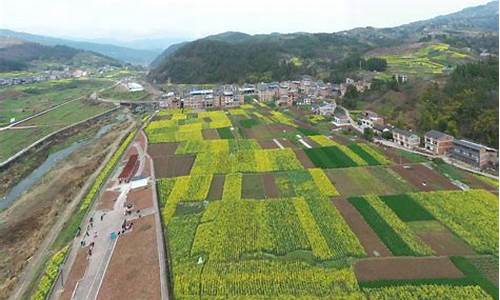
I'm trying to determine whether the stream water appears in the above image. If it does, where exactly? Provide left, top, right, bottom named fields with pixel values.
left=0, top=123, right=114, bottom=211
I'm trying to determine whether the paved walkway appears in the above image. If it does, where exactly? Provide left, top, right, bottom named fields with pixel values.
left=51, top=129, right=168, bottom=300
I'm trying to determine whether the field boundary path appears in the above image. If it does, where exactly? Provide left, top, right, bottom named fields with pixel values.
left=145, top=129, right=170, bottom=300
left=9, top=117, right=136, bottom=300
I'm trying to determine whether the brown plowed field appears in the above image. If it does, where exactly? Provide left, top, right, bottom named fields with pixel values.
left=97, top=215, right=161, bottom=300
left=98, top=191, right=119, bottom=210
left=267, top=124, right=296, bottom=133
left=148, top=142, right=179, bottom=158
left=59, top=247, right=89, bottom=300
left=263, top=173, right=280, bottom=198
left=126, top=185, right=153, bottom=210
left=202, top=128, right=219, bottom=140
left=293, top=149, right=315, bottom=168
left=354, top=257, right=464, bottom=282
left=391, top=164, right=458, bottom=191
left=277, top=138, right=296, bottom=149
left=330, top=133, right=353, bottom=146
left=379, top=146, right=412, bottom=164
left=333, top=199, right=392, bottom=257
left=258, top=140, right=279, bottom=149
left=153, top=155, right=195, bottom=178
left=207, top=175, right=225, bottom=200
left=411, top=221, right=475, bottom=256
left=241, top=127, right=259, bottom=139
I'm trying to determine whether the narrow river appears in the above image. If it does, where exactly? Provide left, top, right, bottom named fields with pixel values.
left=0, top=123, right=114, bottom=211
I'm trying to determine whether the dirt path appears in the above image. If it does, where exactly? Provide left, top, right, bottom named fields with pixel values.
left=333, top=199, right=392, bottom=257
left=7, top=117, right=136, bottom=300
left=354, top=256, right=464, bottom=282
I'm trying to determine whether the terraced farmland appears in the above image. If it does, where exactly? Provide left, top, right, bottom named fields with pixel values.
left=147, top=103, right=498, bottom=299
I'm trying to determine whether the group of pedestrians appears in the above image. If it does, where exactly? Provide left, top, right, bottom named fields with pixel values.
left=77, top=214, right=106, bottom=258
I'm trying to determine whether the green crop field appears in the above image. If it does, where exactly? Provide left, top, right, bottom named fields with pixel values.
left=99, top=84, right=149, bottom=101
left=147, top=103, right=496, bottom=299
left=373, top=43, right=471, bottom=77
left=0, top=78, right=112, bottom=125
left=0, top=98, right=113, bottom=162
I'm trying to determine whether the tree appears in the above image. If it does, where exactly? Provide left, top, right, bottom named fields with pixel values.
left=364, top=58, right=387, bottom=72
left=382, top=130, right=393, bottom=140
left=363, top=128, right=374, bottom=141
left=342, top=85, right=359, bottom=109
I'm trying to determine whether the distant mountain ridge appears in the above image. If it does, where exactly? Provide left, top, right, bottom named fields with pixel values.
left=149, top=1, right=499, bottom=84
left=0, top=29, right=160, bottom=65
left=0, top=37, right=121, bottom=72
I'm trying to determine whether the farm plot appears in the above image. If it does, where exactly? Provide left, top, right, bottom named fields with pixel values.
left=348, top=143, right=391, bottom=165
left=327, top=166, right=415, bottom=197
left=354, top=256, right=464, bottom=282
left=333, top=198, right=392, bottom=257
left=391, top=164, right=458, bottom=191
left=241, top=173, right=266, bottom=199
left=97, top=215, right=161, bottom=300
left=152, top=103, right=497, bottom=299
left=409, top=221, right=476, bottom=256
left=349, top=196, right=433, bottom=256
left=21, top=99, right=112, bottom=127
left=362, top=285, right=491, bottom=300
left=262, top=173, right=280, bottom=198
left=152, top=154, right=195, bottom=178
left=206, top=175, right=225, bottom=200
left=410, top=190, right=499, bottom=255
left=305, top=146, right=358, bottom=168
left=201, top=128, right=219, bottom=139
left=0, top=78, right=112, bottom=125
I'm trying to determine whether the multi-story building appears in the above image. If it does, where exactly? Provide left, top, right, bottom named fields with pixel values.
left=392, top=128, right=420, bottom=149
left=450, top=139, right=498, bottom=169
left=359, top=111, right=384, bottom=130
left=424, top=130, right=454, bottom=155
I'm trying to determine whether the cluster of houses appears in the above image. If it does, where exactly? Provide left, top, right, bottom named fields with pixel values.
left=0, top=68, right=92, bottom=86
left=159, top=86, right=246, bottom=109
left=348, top=110, right=498, bottom=170
left=0, top=65, right=121, bottom=87
left=159, top=76, right=372, bottom=110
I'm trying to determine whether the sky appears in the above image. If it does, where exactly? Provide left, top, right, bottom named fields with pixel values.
left=0, top=0, right=493, bottom=41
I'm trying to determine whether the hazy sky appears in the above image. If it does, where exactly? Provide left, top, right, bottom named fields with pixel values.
left=0, top=0, right=492, bottom=41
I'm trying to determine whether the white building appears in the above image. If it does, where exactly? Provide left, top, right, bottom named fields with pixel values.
left=127, top=82, right=145, bottom=92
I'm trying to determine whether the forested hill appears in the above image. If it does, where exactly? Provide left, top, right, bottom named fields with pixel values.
left=0, top=37, right=121, bottom=72
left=149, top=1, right=499, bottom=84
left=416, top=57, right=499, bottom=147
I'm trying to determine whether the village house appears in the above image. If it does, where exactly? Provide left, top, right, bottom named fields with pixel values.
left=450, top=139, right=498, bottom=169
left=359, top=111, right=384, bottom=130
left=424, top=130, right=454, bottom=155
left=317, top=103, right=336, bottom=116
left=392, top=128, right=420, bottom=149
